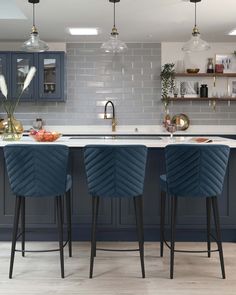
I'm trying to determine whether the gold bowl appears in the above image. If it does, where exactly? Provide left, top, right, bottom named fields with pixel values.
left=171, top=113, right=190, bottom=131
left=30, top=130, right=61, bottom=142
left=186, top=68, right=200, bottom=74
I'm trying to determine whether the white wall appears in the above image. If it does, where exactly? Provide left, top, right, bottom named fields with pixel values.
left=161, top=42, right=236, bottom=98
left=161, top=42, right=236, bottom=72
left=0, top=42, right=66, bottom=51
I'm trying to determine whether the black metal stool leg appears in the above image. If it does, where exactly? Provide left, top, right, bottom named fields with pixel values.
left=65, top=190, right=72, bottom=257
left=94, top=197, right=99, bottom=258
left=21, top=197, right=25, bottom=257
left=56, top=196, right=65, bottom=278
left=90, top=196, right=99, bottom=278
left=160, top=191, right=166, bottom=257
left=9, top=196, right=22, bottom=279
left=170, top=196, right=178, bottom=279
left=134, top=197, right=145, bottom=278
left=211, top=196, right=225, bottom=279
left=206, top=197, right=211, bottom=258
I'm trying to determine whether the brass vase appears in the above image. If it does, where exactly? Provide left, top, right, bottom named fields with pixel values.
left=1, top=114, right=24, bottom=141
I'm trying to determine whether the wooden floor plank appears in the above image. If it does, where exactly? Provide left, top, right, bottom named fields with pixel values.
left=0, top=242, right=235, bottom=295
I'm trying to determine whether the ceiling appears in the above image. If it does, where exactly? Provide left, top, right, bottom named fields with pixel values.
left=0, top=0, right=236, bottom=43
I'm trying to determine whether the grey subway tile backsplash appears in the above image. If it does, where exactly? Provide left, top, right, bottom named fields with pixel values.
left=1, top=42, right=232, bottom=126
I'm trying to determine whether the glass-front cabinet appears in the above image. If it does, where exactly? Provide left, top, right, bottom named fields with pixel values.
left=0, top=51, right=65, bottom=102
left=11, top=53, right=36, bottom=101
left=38, top=53, right=64, bottom=100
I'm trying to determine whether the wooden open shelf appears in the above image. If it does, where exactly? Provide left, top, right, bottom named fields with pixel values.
left=175, top=73, right=236, bottom=77
left=169, top=97, right=236, bottom=101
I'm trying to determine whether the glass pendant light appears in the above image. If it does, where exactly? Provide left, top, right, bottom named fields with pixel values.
left=22, top=0, right=49, bottom=52
left=182, top=0, right=210, bottom=52
left=101, top=0, right=127, bottom=53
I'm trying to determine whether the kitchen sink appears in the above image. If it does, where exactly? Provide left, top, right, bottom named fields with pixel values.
left=69, top=135, right=162, bottom=140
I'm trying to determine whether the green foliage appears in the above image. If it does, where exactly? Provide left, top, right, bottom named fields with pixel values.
left=160, top=63, right=175, bottom=109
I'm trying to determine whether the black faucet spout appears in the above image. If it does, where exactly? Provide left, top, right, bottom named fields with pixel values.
left=104, top=100, right=115, bottom=119
left=104, top=100, right=117, bottom=132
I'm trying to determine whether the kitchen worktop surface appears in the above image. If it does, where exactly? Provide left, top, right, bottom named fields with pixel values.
left=0, top=135, right=236, bottom=148
left=24, top=125, right=236, bottom=135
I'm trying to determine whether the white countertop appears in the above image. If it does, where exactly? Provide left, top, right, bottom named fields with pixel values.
left=1, top=136, right=236, bottom=148
left=26, top=125, right=236, bottom=135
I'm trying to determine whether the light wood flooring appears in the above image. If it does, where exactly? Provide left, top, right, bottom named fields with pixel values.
left=0, top=242, right=235, bottom=295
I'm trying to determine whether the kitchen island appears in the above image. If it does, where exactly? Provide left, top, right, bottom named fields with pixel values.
left=0, top=135, right=236, bottom=242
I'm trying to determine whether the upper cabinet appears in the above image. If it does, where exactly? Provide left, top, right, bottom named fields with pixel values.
left=38, top=52, right=64, bottom=101
left=0, top=53, right=10, bottom=99
left=1, top=51, right=65, bottom=102
left=11, top=53, right=36, bottom=101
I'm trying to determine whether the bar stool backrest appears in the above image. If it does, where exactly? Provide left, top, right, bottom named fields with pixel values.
left=84, top=145, right=147, bottom=198
left=4, top=144, right=69, bottom=198
left=165, top=144, right=230, bottom=198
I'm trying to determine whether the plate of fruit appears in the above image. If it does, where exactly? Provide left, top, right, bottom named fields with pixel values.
left=30, top=129, right=62, bottom=142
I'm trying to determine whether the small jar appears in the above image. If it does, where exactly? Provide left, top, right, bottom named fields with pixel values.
left=207, top=58, right=214, bottom=73
left=200, top=84, right=208, bottom=98
left=33, top=118, right=44, bottom=130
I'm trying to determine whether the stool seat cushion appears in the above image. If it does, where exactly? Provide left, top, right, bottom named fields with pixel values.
left=4, top=144, right=70, bottom=198
left=161, top=144, right=230, bottom=198
left=84, top=145, right=147, bottom=198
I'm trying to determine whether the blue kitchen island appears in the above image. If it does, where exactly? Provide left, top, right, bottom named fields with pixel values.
left=0, top=135, right=236, bottom=242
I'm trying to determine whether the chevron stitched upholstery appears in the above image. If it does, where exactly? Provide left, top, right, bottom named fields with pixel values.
left=4, top=144, right=70, bottom=197
left=84, top=145, right=147, bottom=198
left=161, top=144, right=230, bottom=198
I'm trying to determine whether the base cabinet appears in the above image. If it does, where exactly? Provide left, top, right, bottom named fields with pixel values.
left=0, top=146, right=236, bottom=241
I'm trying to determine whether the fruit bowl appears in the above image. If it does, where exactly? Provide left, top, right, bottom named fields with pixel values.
left=186, top=68, right=200, bottom=74
left=30, top=130, right=62, bottom=142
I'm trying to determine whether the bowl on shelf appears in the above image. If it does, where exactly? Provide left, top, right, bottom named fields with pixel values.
left=29, top=129, right=62, bottom=142
left=186, top=68, right=200, bottom=74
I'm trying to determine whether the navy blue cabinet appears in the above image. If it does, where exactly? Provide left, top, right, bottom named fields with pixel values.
left=0, top=146, right=236, bottom=242
left=11, top=52, right=36, bottom=101
left=0, top=53, right=10, bottom=99
left=0, top=51, right=65, bottom=102
left=38, top=52, right=64, bottom=101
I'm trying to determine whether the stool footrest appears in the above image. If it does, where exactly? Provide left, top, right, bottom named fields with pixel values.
left=15, top=240, right=69, bottom=253
left=164, top=239, right=219, bottom=254
left=96, top=247, right=140, bottom=252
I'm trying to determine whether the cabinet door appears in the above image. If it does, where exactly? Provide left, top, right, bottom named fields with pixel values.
left=38, top=52, right=64, bottom=101
left=0, top=53, right=10, bottom=99
left=11, top=53, right=36, bottom=101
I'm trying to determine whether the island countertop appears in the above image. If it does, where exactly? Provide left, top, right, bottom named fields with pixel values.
left=0, top=135, right=236, bottom=148
left=24, top=125, right=236, bottom=135
left=22, top=124, right=236, bottom=135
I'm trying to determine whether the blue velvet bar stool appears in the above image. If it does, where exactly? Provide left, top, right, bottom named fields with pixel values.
left=3, top=144, right=72, bottom=279
left=159, top=144, right=230, bottom=279
left=84, top=145, right=148, bottom=278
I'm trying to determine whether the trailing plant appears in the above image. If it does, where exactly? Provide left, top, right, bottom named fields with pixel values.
left=160, top=63, right=175, bottom=110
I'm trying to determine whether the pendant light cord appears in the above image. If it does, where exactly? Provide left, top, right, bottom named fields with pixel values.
left=113, top=1, right=116, bottom=28
left=194, top=2, right=197, bottom=28
left=33, top=3, right=35, bottom=27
